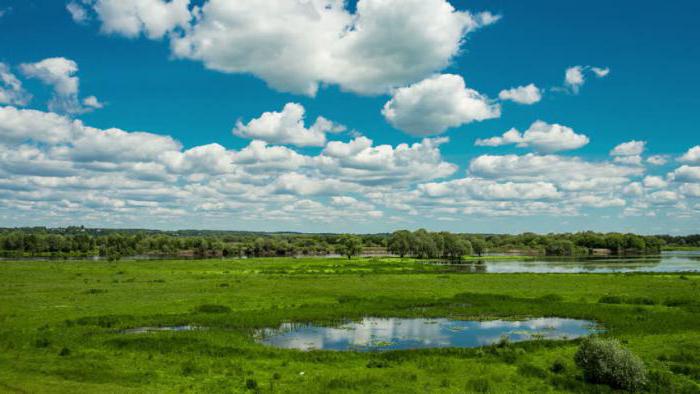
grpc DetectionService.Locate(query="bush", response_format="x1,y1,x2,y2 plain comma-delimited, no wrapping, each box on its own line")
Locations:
245,379,258,390
194,304,231,313
598,295,622,304
550,359,567,374
574,337,647,391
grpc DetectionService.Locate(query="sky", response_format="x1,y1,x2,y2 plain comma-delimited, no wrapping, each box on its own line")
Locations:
0,0,699,234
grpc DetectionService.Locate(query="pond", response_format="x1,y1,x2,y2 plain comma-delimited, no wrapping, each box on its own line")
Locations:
440,252,700,274
257,317,601,351
121,325,201,334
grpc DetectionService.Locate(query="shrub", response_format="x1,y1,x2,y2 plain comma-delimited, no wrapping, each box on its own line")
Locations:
574,337,647,391
598,295,622,304
58,347,71,356
245,379,258,390
550,359,567,374
194,304,231,313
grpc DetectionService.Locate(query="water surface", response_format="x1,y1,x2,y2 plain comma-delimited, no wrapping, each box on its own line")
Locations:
258,317,600,351
442,252,700,274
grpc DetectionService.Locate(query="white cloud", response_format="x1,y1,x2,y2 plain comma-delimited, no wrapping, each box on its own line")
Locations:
20,57,99,115
66,1,89,23
564,66,585,93
82,95,104,109
83,0,501,96
475,120,589,153
0,106,83,144
469,153,643,186
647,190,680,205
679,146,700,164
233,103,344,147
419,178,560,200
610,140,645,156
93,0,192,39
1,105,695,227
563,65,609,94
320,136,457,184
647,155,669,166
679,183,700,197
0,63,31,106
643,176,668,189
498,83,542,105
623,182,643,196
613,155,643,166
591,67,610,77
382,74,500,136
670,166,700,183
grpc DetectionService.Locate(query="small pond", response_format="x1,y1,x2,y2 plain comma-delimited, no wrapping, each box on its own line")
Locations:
258,317,601,351
121,325,201,334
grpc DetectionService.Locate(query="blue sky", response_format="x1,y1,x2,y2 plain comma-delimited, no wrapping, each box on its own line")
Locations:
0,0,699,234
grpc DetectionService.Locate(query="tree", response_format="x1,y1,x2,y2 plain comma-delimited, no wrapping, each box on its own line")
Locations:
471,238,487,257
335,235,363,259
441,233,471,260
545,240,575,256
387,230,413,258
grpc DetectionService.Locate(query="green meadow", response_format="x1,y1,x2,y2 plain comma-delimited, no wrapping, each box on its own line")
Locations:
1,257,699,393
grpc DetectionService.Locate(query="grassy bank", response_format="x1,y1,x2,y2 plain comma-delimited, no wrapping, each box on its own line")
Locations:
0,257,698,393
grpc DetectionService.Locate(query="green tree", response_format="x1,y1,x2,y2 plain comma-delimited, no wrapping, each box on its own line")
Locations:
387,230,413,258
335,235,363,259
471,238,487,257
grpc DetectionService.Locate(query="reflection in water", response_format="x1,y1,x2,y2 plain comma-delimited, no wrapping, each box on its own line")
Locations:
441,252,700,273
121,325,200,334
258,317,600,351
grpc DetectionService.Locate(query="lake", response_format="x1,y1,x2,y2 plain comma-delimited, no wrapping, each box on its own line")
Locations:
257,317,601,351
438,251,700,273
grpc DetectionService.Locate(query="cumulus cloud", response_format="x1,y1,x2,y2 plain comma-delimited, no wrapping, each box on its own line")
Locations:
647,155,669,166
320,136,457,184
679,145,700,164
469,153,643,186
563,65,610,94
419,178,561,200
82,95,104,109
80,0,498,96
610,140,646,157
670,165,700,183
643,176,668,189
0,63,31,106
475,121,589,153
564,66,585,93
92,0,192,39
233,103,345,147
66,1,89,23
0,104,693,227
20,57,101,115
498,83,542,105
382,74,500,136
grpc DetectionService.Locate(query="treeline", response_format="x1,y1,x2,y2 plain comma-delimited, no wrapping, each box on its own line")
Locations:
0,227,384,260
0,227,687,260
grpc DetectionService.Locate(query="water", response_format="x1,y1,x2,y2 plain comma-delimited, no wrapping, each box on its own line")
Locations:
121,325,201,334
439,252,700,274
258,317,601,351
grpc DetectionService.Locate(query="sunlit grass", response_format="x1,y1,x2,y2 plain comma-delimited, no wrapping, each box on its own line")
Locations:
0,257,698,392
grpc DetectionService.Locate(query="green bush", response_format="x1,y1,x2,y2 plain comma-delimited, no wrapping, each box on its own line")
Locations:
574,337,647,391
550,359,567,374
194,304,231,313
598,295,622,304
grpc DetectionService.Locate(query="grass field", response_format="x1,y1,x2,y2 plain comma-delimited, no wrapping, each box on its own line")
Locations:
1,257,699,393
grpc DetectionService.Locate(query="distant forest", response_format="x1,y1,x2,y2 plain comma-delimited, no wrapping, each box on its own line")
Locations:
1,227,696,261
